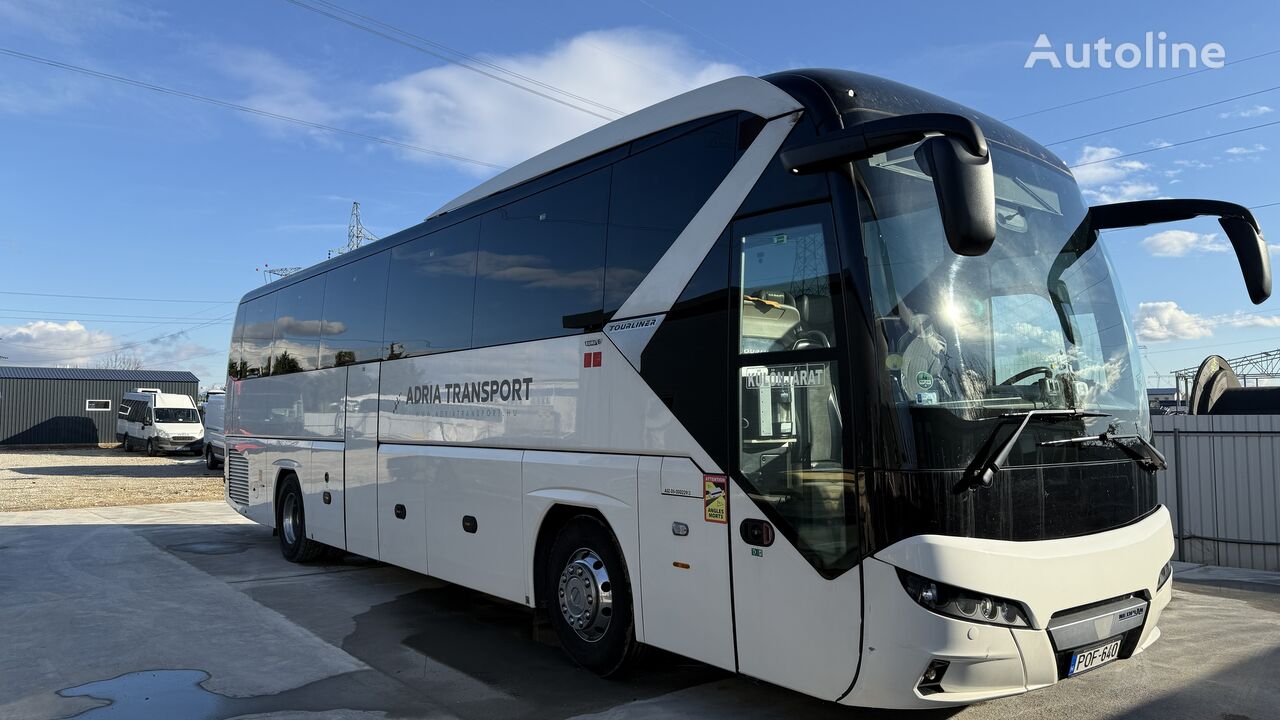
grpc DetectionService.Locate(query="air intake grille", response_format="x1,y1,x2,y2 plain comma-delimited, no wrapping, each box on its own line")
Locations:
226,450,250,505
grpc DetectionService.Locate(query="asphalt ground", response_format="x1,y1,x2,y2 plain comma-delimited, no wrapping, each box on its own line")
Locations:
1,501,1276,720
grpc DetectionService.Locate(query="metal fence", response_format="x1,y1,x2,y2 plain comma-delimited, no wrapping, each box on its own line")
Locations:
1152,414,1280,571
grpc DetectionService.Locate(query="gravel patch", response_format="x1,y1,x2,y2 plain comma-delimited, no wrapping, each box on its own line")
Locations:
0,446,224,512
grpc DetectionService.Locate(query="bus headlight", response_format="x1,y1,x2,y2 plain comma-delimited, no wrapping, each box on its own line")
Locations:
1157,560,1173,590
897,569,1030,628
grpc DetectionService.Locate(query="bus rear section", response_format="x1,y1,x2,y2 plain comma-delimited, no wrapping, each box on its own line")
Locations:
222,69,1268,709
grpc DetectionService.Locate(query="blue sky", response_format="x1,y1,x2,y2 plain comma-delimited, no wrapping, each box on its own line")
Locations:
0,0,1278,389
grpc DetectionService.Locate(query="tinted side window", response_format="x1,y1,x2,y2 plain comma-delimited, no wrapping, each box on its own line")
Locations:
605,116,736,314
241,294,277,378
272,275,325,374
321,252,390,367
385,220,479,359
228,303,248,380
473,169,609,347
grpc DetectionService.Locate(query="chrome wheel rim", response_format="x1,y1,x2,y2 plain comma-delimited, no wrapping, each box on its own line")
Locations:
557,548,613,642
281,493,300,545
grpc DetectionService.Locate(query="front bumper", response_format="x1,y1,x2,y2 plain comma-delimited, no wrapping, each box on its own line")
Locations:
841,507,1174,709
155,438,204,452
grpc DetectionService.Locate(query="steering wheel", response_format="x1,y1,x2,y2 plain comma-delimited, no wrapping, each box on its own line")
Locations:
791,330,831,350
1000,366,1054,385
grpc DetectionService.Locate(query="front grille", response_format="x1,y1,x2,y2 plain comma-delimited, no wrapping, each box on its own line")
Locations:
226,450,250,505
172,436,194,442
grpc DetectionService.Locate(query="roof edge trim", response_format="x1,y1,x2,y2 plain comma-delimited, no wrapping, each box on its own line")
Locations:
429,75,803,218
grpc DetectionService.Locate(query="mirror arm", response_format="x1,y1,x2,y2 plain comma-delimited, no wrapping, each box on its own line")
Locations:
1089,199,1260,233
780,112,988,175
1089,199,1270,304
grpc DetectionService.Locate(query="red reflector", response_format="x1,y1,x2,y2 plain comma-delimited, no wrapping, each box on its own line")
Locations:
583,353,591,368
592,351,602,367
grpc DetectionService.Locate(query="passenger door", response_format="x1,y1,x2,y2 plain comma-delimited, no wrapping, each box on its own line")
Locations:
727,206,863,700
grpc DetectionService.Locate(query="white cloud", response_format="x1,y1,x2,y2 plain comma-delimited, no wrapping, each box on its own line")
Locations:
1225,144,1268,155
1084,181,1160,204
374,28,743,172
1134,301,1212,342
0,320,216,372
1142,229,1227,257
0,0,164,44
1133,302,1280,342
1071,146,1149,186
1222,313,1280,329
1219,104,1273,120
1071,145,1160,204
210,47,344,142
1174,158,1213,170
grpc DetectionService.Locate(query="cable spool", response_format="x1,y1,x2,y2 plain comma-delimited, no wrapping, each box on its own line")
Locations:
1187,355,1239,415
1187,354,1280,414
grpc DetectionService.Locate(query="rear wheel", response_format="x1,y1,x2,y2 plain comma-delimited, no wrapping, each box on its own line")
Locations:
545,516,639,677
277,477,324,563
121,435,131,452
205,447,219,470
145,438,157,457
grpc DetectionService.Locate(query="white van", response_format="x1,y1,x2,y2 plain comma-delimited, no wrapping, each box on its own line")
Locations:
202,392,226,470
117,389,205,456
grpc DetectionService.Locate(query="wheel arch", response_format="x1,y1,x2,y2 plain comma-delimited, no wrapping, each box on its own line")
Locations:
272,467,300,528
532,503,611,610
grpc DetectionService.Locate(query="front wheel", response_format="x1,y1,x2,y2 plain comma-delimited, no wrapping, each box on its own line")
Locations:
205,448,219,470
121,435,131,452
277,477,324,563
145,438,157,457
545,516,639,677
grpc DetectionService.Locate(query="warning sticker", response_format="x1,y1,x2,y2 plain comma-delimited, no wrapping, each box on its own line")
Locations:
704,475,727,524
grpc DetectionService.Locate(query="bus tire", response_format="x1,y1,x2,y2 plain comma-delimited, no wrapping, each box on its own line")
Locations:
545,515,639,677
277,476,324,563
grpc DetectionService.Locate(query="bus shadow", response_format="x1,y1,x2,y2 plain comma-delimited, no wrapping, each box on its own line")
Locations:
338,575,961,720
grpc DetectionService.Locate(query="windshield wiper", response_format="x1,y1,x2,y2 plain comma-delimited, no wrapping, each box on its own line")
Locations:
955,409,1109,494
1038,430,1167,471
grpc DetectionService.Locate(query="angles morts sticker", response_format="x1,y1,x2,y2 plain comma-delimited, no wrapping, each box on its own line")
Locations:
703,474,727,524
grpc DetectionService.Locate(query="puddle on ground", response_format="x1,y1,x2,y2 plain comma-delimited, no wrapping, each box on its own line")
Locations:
58,670,226,719
166,541,252,555
56,667,435,719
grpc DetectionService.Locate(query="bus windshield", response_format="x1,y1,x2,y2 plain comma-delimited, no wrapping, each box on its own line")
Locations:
856,142,1148,469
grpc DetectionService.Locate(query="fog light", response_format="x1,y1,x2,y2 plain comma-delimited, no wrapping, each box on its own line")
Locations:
918,659,949,695
1157,560,1173,590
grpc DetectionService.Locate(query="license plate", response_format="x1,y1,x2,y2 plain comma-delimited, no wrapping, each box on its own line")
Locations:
1068,637,1122,676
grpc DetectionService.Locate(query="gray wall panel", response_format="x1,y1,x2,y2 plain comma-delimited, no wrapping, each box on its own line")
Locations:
1152,414,1280,571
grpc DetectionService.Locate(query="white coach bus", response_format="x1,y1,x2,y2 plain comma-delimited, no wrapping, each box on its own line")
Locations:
224,69,1270,708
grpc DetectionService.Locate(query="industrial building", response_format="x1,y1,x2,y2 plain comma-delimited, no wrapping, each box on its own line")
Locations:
0,367,199,446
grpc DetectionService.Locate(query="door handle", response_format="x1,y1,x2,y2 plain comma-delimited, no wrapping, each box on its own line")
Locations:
740,518,775,547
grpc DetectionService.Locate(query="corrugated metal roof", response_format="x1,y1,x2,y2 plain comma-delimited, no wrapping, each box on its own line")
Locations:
0,366,199,382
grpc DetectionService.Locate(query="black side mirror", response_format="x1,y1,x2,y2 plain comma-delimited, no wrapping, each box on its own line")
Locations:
1219,215,1271,305
779,112,996,257
1090,199,1271,304
914,137,996,256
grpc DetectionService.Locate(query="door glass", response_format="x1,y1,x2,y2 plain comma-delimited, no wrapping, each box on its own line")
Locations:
739,223,838,354
734,210,855,572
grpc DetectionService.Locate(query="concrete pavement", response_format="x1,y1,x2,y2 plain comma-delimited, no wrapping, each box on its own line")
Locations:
1,501,1277,720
